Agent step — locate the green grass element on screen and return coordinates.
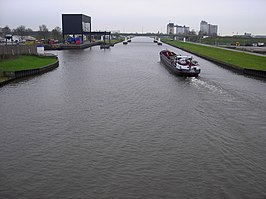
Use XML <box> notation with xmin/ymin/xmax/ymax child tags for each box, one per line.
<box><xmin>200</xmin><ymin>36</ymin><xmax>266</xmax><ymax>46</ymax></box>
<box><xmin>162</xmin><ymin>39</ymin><xmax>266</xmax><ymax>71</ymax></box>
<box><xmin>0</xmin><ymin>55</ymin><xmax>57</xmax><ymax>72</ymax></box>
<box><xmin>110</xmin><ymin>38</ymin><xmax>124</xmax><ymax>44</ymax></box>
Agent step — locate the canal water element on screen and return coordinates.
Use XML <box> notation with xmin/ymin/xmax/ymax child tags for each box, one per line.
<box><xmin>0</xmin><ymin>37</ymin><xmax>266</xmax><ymax>199</ymax></box>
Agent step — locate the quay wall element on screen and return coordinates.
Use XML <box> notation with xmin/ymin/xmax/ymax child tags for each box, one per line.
<box><xmin>60</xmin><ymin>41</ymin><xmax>102</xmax><ymax>49</ymax></box>
<box><xmin>0</xmin><ymin>56</ymin><xmax>59</xmax><ymax>87</ymax></box>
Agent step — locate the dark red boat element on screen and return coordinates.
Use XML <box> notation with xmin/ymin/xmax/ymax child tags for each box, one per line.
<box><xmin>160</xmin><ymin>50</ymin><xmax>201</xmax><ymax>77</ymax></box>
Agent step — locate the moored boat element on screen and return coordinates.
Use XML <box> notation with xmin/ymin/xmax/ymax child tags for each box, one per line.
<box><xmin>123</xmin><ymin>37</ymin><xmax>128</xmax><ymax>45</ymax></box>
<box><xmin>157</xmin><ymin>38</ymin><xmax>162</xmax><ymax>45</ymax></box>
<box><xmin>160</xmin><ymin>50</ymin><xmax>201</xmax><ymax>77</ymax></box>
<box><xmin>100</xmin><ymin>43</ymin><xmax>110</xmax><ymax>49</ymax></box>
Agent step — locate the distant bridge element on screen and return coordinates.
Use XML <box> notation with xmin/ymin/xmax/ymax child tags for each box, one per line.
<box><xmin>82</xmin><ymin>31</ymin><xmax>200</xmax><ymax>41</ymax></box>
<box><xmin>81</xmin><ymin>31</ymin><xmax>200</xmax><ymax>43</ymax></box>
<box><xmin>84</xmin><ymin>31</ymin><xmax>196</xmax><ymax>38</ymax></box>
<box><xmin>111</xmin><ymin>32</ymin><xmax>200</xmax><ymax>40</ymax></box>
<box><xmin>112</xmin><ymin>33</ymin><xmax>179</xmax><ymax>37</ymax></box>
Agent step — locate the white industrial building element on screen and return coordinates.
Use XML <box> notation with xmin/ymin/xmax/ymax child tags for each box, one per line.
<box><xmin>167</xmin><ymin>23</ymin><xmax>175</xmax><ymax>34</ymax></box>
<box><xmin>176</xmin><ymin>25</ymin><xmax>190</xmax><ymax>35</ymax></box>
<box><xmin>200</xmin><ymin>20</ymin><xmax>218</xmax><ymax>36</ymax></box>
<box><xmin>167</xmin><ymin>23</ymin><xmax>190</xmax><ymax>35</ymax></box>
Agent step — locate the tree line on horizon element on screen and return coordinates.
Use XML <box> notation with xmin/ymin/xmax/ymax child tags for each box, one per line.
<box><xmin>0</xmin><ymin>25</ymin><xmax>63</xmax><ymax>42</ymax></box>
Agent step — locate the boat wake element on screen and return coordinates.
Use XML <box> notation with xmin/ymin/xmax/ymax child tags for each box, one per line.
<box><xmin>189</xmin><ymin>77</ymin><xmax>242</xmax><ymax>104</ymax></box>
<box><xmin>191</xmin><ymin>78</ymin><xmax>225</xmax><ymax>94</ymax></box>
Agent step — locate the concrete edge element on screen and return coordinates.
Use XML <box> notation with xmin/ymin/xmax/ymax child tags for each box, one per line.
<box><xmin>0</xmin><ymin>57</ymin><xmax>59</xmax><ymax>87</ymax></box>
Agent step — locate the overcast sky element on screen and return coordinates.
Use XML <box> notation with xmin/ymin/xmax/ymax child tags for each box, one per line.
<box><xmin>0</xmin><ymin>0</ymin><xmax>265</xmax><ymax>35</ymax></box>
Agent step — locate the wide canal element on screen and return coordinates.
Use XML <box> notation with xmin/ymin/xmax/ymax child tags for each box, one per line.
<box><xmin>0</xmin><ymin>37</ymin><xmax>266</xmax><ymax>199</ymax></box>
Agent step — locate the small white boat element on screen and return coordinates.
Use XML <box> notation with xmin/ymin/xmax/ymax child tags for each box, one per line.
<box><xmin>157</xmin><ymin>38</ymin><xmax>162</xmax><ymax>45</ymax></box>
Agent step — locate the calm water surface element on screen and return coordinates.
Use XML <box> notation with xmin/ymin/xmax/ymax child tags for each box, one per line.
<box><xmin>1</xmin><ymin>37</ymin><xmax>266</xmax><ymax>199</ymax></box>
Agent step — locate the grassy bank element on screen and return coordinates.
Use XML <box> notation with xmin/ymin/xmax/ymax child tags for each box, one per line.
<box><xmin>110</xmin><ymin>38</ymin><xmax>124</xmax><ymax>44</ymax></box>
<box><xmin>0</xmin><ymin>55</ymin><xmax>57</xmax><ymax>72</ymax></box>
<box><xmin>200</xmin><ymin>36</ymin><xmax>266</xmax><ymax>46</ymax></box>
<box><xmin>162</xmin><ymin>39</ymin><xmax>266</xmax><ymax>71</ymax></box>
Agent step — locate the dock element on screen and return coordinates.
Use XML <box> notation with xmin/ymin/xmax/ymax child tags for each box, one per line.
<box><xmin>60</xmin><ymin>41</ymin><xmax>102</xmax><ymax>49</ymax></box>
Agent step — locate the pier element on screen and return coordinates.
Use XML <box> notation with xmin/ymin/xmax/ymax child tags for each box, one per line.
<box><xmin>60</xmin><ymin>41</ymin><xmax>102</xmax><ymax>49</ymax></box>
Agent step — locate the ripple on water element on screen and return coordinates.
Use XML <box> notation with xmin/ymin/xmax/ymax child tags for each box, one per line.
<box><xmin>0</xmin><ymin>37</ymin><xmax>266</xmax><ymax>199</ymax></box>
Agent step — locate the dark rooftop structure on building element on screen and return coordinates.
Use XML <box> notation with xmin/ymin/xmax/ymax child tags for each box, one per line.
<box><xmin>62</xmin><ymin>14</ymin><xmax>111</xmax><ymax>44</ymax></box>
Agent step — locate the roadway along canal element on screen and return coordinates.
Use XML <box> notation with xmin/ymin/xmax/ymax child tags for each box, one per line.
<box><xmin>0</xmin><ymin>37</ymin><xmax>266</xmax><ymax>199</ymax></box>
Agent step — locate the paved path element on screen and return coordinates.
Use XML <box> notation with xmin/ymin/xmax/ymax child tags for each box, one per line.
<box><xmin>189</xmin><ymin>42</ymin><xmax>266</xmax><ymax>57</ymax></box>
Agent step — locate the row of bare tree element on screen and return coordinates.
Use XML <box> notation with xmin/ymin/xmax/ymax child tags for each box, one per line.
<box><xmin>0</xmin><ymin>25</ymin><xmax>62</xmax><ymax>41</ymax></box>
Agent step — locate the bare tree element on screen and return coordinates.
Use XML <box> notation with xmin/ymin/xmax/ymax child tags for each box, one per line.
<box><xmin>189</xmin><ymin>29</ymin><xmax>197</xmax><ymax>35</ymax></box>
<box><xmin>14</xmin><ymin>25</ymin><xmax>27</xmax><ymax>41</ymax></box>
<box><xmin>2</xmin><ymin>25</ymin><xmax>11</xmax><ymax>37</ymax></box>
<box><xmin>26</xmin><ymin>28</ymin><xmax>33</xmax><ymax>35</ymax></box>
<box><xmin>51</xmin><ymin>26</ymin><xmax>62</xmax><ymax>41</ymax></box>
<box><xmin>39</xmin><ymin>24</ymin><xmax>49</xmax><ymax>40</ymax></box>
